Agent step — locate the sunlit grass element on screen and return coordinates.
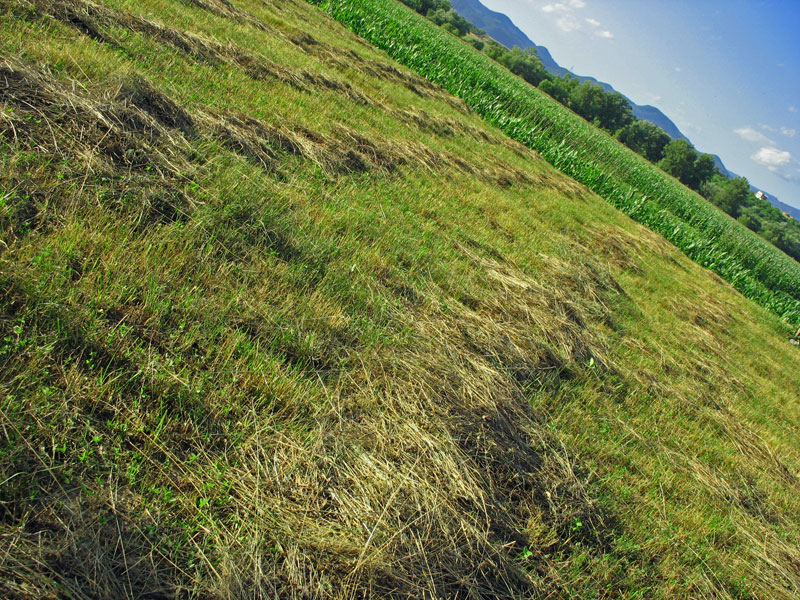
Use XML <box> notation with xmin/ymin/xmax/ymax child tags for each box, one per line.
<box><xmin>1</xmin><ymin>0</ymin><xmax>799</xmax><ymax>598</ymax></box>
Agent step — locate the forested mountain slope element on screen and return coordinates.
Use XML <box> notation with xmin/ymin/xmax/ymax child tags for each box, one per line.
<box><xmin>1</xmin><ymin>0</ymin><xmax>799</xmax><ymax>598</ymax></box>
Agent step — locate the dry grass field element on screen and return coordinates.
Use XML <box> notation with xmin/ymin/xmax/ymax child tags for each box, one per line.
<box><xmin>1</xmin><ymin>1</ymin><xmax>799</xmax><ymax>598</ymax></box>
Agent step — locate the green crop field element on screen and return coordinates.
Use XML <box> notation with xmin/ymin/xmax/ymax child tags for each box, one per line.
<box><xmin>312</xmin><ymin>0</ymin><xmax>800</xmax><ymax>325</ymax></box>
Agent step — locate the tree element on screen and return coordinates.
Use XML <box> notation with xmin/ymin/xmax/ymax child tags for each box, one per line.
<box><xmin>539</xmin><ymin>78</ymin><xmax>633</xmax><ymax>133</ymax></box>
<box><xmin>538</xmin><ymin>76</ymin><xmax>572</xmax><ymax>105</ymax></box>
<box><xmin>497</xmin><ymin>46</ymin><xmax>549</xmax><ymax>87</ymax></box>
<box><xmin>616</xmin><ymin>120</ymin><xmax>671</xmax><ymax>162</ymax></box>
<box><xmin>658</xmin><ymin>139</ymin><xmax>696</xmax><ymax>185</ymax></box>
<box><xmin>400</xmin><ymin>0</ymin><xmax>451</xmax><ymax>15</ymax></box>
<box><xmin>738</xmin><ymin>209</ymin><xmax>761</xmax><ymax>232</ymax></box>
<box><xmin>702</xmin><ymin>176</ymin><xmax>750</xmax><ymax>218</ymax></box>
<box><xmin>658</xmin><ymin>139</ymin><xmax>715</xmax><ymax>191</ymax></box>
<box><xmin>425</xmin><ymin>5</ymin><xmax>475</xmax><ymax>37</ymax></box>
<box><xmin>761</xmin><ymin>221</ymin><xmax>788</xmax><ymax>246</ymax></box>
<box><xmin>694</xmin><ymin>153</ymin><xmax>716</xmax><ymax>189</ymax></box>
<box><xmin>569</xmin><ymin>81</ymin><xmax>607</xmax><ymax>126</ymax></box>
<box><xmin>597</xmin><ymin>90</ymin><xmax>634</xmax><ymax>132</ymax></box>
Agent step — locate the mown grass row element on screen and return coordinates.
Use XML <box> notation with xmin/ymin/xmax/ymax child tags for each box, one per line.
<box><xmin>311</xmin><ymin>0</ymin><xmax>800</xmax><ymax>325</ymax></box>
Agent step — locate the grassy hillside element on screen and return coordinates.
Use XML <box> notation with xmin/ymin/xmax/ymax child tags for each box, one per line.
<box><xmin>312</xmin><ymin>0</ymin><xmax>800</xmax><ymax>326</ymax></box>
<box><xmin>1</xmin><ymin>0</ymin><xmax>799</xmax><ymax>598</ymax></box>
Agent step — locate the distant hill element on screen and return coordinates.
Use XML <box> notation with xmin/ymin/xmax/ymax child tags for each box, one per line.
<box><xmin>748</xmin><ymin>188</ymin><xmax>800</xmax><ymax>221</ymax></box>
<box><xmin>448</xmin><ymin>0</ymin><xmax>536</xmax><ymax>52</ymax></box>
<box><xmin>629</xmin><ymin>104</ymin><xmax>690</xmax><ymax>142</ymax></box>
<box><xmin>448</xmin><ymin>0</ymin><xmax>793</xmax><ymax>216</ymax></box>
<box><xmin>772</xmin><ymin>198</ymin><xmax>800</xmax><ymax>221</ymax></box>
<box><xmin>449</xmin><ymin>0</ymin><xmax>689</xmax><ymax>143</ymax></box>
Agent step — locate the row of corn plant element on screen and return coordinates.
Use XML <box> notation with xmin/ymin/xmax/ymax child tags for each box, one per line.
<box><xmin>310</xmin><ymin>0</ymin><xmax>800</xmax><ymax>325</ymax></box>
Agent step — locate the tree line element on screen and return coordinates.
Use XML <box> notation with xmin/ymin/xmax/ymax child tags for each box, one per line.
<box><xmin>398</xmin><ymin>0</ymin><xmax>800</xmax><ymax>262</ymax></box>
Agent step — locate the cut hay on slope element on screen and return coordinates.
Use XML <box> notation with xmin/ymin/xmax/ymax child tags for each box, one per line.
<box><xmin>2</xmin><ymin>1</ymin><xmax>800</xmax><ymax>598</ymax></box>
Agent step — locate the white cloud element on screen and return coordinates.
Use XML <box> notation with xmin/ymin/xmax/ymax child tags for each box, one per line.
<box><xmin>760</xmin><ymin>124</ymin><xmax>777</xmax><ymax>132</ymax></box>
<box><xmin>781</xmin><ymin>126</ymin><xmax>797</xmax><ymax>138</ymax></box>
<box><xmin>674</xmin><ymin>67</ymin><xmax>681</xmax><ymax>72</ymax></box>
<box><xmin>735</xmin><ymin>126</ymin><xmax>773</xmax><ymax>145</ymax></box>
<box><xmin>595</xmin><ymin>30</ymin><xmax>614</xmax><ymax>38</ymax></box>
<box><xmin>750</xmin><ymin>146</ymin><xmax>800</xmax><ymax>183</ymax></box>
<box><xmin>644</xmin><ymin>92</ymin><xmax>662</xmax><ymax>103</ymax></box>
<box><xmin>556</xmin><ymin>15</ymin><xmax>581</xmax><ymax>31</ymax></box>
<box><xmin>780</xmin><ymin>172</ymin><xmax>800</xmax><ymax>183</ymax></box>
<box><xmin>752</xmin><ymin>147</ymin><xmax>792</xmax><ymax>169</ymax></box>
<box><xmin>541</xmin><ymin>0</ymin><xmax>601</xmax><ymax>35</ymax></box>
<box><xmin>542</xmin><ymin>1</ymin><xmax>585</xmax><ymax>12</ymax></box>
<box><xmin>790</xmin><ymin>106</ymin><xmax>799</xmax><ymax>113</ymax></box>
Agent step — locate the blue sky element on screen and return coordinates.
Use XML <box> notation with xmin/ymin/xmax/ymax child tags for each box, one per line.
<box><xmin>477</xmin><ymin>0</ymin><xmax>800</xmax><ymax>209</ymax></box>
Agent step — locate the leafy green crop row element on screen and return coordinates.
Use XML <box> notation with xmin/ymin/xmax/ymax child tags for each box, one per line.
<box><xmin>311</xmin><ymin>0</ymin><xmax>800</xmax><ymax>324</ymax></box>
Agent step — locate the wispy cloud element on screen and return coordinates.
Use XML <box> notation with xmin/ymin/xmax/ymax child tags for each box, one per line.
<box><xmin>752</xmin><ymin>147</ymin><xmax>792</xmax><ymax>168</ymax></box>
<box><xmin>674</xmin><ymin>67</ymin><xmax>682</xmax><ymax>72</ymax></box>
<box><xmin>781</xmin><ymin>172</ymin><xmax>800</xmax><ymax>184</ymax></box>
<box><xmin>539</xmin><ymin>0</ymin><xmax>611</xmax><ymax>38</ymax></box>
<box><xmin>751</xmin><ymin>147</ymin><xmax>800</xmax><ymax>183</ymax></box>
<box><xmin>738</xmin><ymin>127</ymin><xmax>800</xmax><ymax>182</ymax></box>
<box><xmin>542</xmin><ymin>1</ymin><xmax>586</xmax><ymax>12</ymax></box>
<box><xmin>735</xmin><ymin>126</ymin><xmax>773</xmax><ymax>145</ymax></box>
<box><xmin>741</xmin><ymin>124</ymin><xmax>797</xmax><ymax>145</ymax></box>
<box><xmin>790</xmin><ymin>106</ymin><xmax>799</xmax><ymax>113</ymax></box>
<box><xmin>556</xmin><ymin>15</ymin><xmax>581</xmax><ymax>32</ymax></box>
